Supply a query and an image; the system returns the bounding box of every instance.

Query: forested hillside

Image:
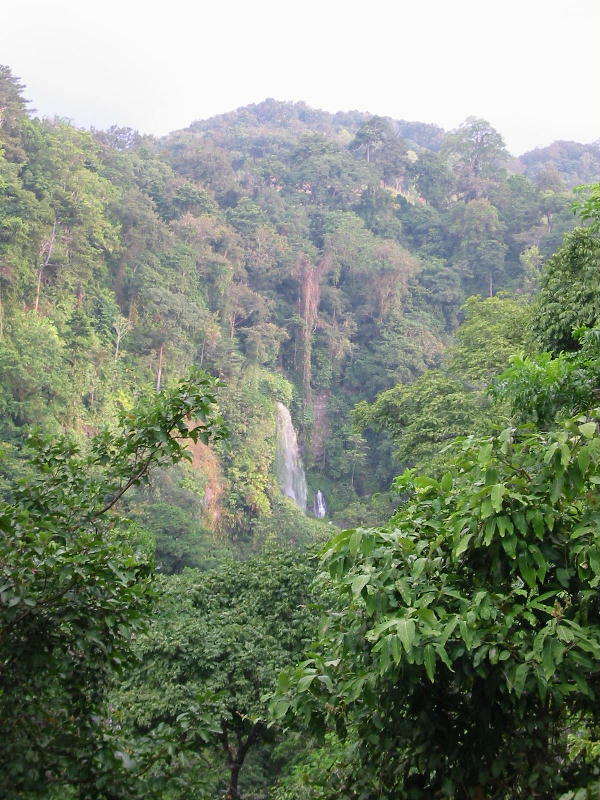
[2,69,597,540]
[0,65,598,799]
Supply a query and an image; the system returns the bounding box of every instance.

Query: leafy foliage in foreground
[274,412,600,798]
[0,370,226,798]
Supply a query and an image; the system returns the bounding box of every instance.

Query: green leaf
[369,618,402,640]
[559,443,571,467]
[459,619,474,649]
[543,442,559,464]
[501,535,517,559]
[349,529,363,555]
[490,484,506,513]
[483,518,496,545]
[434,643,454,671]
[423,644,436,682]
[478,443,493,465]
[351,574,370,597]
[397,619,416,653]
[454,533,472,558]
[518,553,537,589]
[440,616,459,645]
[555,625,574,644]
[297,674,316,692]
[440,472,453,492]
[577,444,591,473]
[513,663,529,695]
[556,568,571,587]
[395,578,412,605]
[480,498,494,519]
[531,512,545,540]
[390,634,402,663]
[578,421,596,439]
[270,697,290,718]
[317,674,334,692]
[542,639,556,681]
[496,516,514,538]
[412,557,427,578]
[551,475,565,503]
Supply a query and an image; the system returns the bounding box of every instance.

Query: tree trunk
[226,761,243,800]
[222,723,262,800]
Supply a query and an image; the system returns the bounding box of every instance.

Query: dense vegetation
[0,65,598,798]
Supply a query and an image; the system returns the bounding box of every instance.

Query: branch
[75,441,163,531]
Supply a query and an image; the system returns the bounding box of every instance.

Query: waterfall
[275,402,307,511]
[313,489,327,518]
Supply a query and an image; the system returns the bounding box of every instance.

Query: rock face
[188,438,225,529]
[275,402,307,511]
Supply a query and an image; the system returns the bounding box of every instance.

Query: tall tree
[442,117,508,200]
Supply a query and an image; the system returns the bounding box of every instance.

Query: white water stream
[313,489,327,518]
[275,402,308,511]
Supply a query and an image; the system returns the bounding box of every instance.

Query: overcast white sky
[2,0,599,155]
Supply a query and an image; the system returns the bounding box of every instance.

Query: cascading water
[275,402,308,512]
[313,489,327,518]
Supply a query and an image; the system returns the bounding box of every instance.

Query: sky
[2,0,599,156]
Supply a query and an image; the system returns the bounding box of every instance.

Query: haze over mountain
[177,98,600,186]
[3,0,599,154]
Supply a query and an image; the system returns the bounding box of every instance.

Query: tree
[241,321,288,366]
[450,198,507,296]
[112,314,132,361]
[442,117,508,200]
[0,369,226,798]
[409,150,453,208]
[353,296,529,473]
[447,295,529,384]
[115,548,320,800]
[353,370,486,473]
[531,184,599,355]
[491,329,600,427]
[287,134,371,208]
[0,65,29,161]
[0,310,70,437]
[272,199,600,799]
[349,116,391,163]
